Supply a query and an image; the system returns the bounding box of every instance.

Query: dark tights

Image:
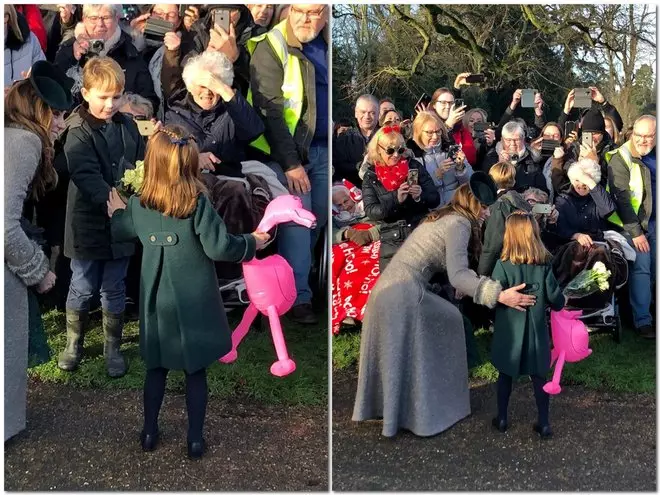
[497,373,549,426]
[143,367,208,442]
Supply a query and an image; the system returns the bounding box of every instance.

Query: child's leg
[143,367,169,434]
[184,368,208,443]
[66,259,102,312]
[99,258,131,377]
[531,374,550,426]
[496,373,513,421]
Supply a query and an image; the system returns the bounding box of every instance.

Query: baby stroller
[552,240,628,342]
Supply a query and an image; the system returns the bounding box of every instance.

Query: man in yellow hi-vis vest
[607,115,656,338]
[249,5,328,325]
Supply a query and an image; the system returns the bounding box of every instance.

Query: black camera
[144,18,174,42]
[88,39,105,55]
[510,153,519,162]
[447,144,462,161]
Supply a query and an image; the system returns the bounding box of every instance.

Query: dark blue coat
[554,184,616,242]
[165,92,264,164]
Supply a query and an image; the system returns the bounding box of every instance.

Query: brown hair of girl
[501,211,552,265]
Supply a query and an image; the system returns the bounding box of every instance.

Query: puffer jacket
[361,156,440,228]
[415,145,473,207]
[554,185,616,242]
[4,13,45,86]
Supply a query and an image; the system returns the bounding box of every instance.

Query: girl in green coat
[107,125,270,459]
[490,211,564,438]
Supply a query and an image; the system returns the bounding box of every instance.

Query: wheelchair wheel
[614,307,623,343]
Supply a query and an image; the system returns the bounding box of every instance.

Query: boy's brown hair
[488,161,516,190]
[501,211,552,265]
[140,125,206,218]
[82,56,125,93]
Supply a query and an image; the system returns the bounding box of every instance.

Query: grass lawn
[333,326,656,394]
[30,308,328,406]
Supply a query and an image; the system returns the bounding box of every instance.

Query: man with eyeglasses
[606,115,656,339]
[333,94,380,187]
[54,4,158,113]
[249,4,328,324]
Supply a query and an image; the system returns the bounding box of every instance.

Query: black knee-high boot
[142,367,169,451]
[185,368,208,458]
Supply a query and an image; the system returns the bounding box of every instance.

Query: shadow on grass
[333,325,656,394]
[32,308,329,406]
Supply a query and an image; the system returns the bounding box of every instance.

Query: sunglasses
[379,144,406,156]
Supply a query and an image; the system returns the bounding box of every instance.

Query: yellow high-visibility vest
[246,20,304,155]
[605,144,644,227]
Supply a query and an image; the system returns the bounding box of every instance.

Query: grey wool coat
[353,214,502,437]
[111,193,256,373]
[4,128,50,441]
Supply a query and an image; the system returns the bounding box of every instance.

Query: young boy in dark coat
[107,124,270,458]
[58,57,145,378]
[490,212,565,438]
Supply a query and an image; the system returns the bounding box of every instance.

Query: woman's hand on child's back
[252,231,271,250]
[106,188,127,217]
[498,283,536,312]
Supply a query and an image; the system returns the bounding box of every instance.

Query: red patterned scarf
[374,159,409,191]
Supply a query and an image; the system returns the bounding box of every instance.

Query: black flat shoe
[187,439,206,459]
[491,417,508,433]
[533,423,553,439]
[140,430,159,452]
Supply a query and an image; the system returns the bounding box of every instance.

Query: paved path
[5,382,328,491]
[332,370,656,491]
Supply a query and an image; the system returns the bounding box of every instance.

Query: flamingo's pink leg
[219,303,259,363]
[543,350,566,395]
[266,305,296,377]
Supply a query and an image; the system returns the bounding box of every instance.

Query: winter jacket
[333,127,374,187]
[361,158,440,228]
[15,5,47,53]
[165,91,264,164]
[477,189,532,276]
[249,19,329,172]
[62,105,145,260]
[415,145,473,207]
[450,122,477,166]
[4,13,45,87]
[554,185,616,242]
[482,143,549,195]
[607,142,653,238]
[55,30,159,114]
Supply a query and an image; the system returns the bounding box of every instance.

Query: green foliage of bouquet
[563,261,611,299]
[117,160,145,200]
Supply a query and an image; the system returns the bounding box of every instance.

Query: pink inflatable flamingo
[543,309,593,394]
[219,195,316,377]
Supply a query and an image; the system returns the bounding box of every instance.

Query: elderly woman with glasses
[361,125,439,269]
[412,111,473,207]
[54,3,158,112]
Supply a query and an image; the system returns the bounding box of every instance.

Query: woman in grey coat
[352,172,537,438]
[5,61,70,441]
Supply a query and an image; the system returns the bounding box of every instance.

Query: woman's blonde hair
[365,126,405,165]
[425,183,484,262]
[140,125,206,218]
[604,115,621,146]
[501,211,551,265]
[488,161,516,190]
[4,5,23,42]
[5,80,58,200]
[462,108,488,129]
[412,111,447,149]
[82,56,125,93]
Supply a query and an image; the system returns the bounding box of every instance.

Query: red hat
[342,179,362,202]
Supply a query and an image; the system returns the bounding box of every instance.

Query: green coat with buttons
[490,259,565,378]
[111,193,257,373]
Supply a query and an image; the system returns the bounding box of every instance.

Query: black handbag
[378,219,412,266]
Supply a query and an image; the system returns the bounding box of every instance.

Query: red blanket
[331,224,381,335]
